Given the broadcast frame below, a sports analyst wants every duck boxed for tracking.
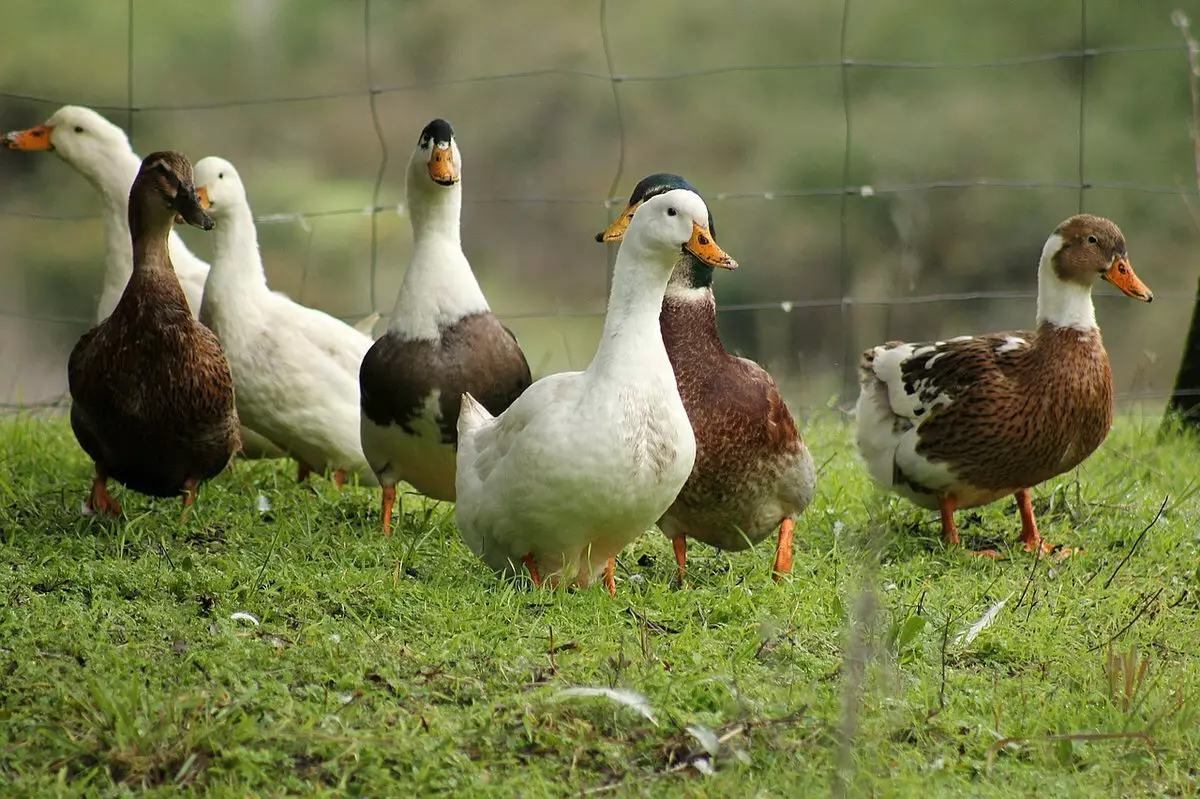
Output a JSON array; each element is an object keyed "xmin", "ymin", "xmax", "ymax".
[
  {"xmin": 359, "ymin": 119, "xmax": 531, "ymax": 534},
  {"xmin": 596, "ymin": 173, "xmax": 816, "ymax": 585},
  {"xmin": 455, "ymin": 188, "xmax": 738, "ymax": 595},
  {"xmin": 192, "ymin": 156, "xmax": 377, "ymax": 489},
  {"xmin": 854, "ymin": 214, "xmax": 1152, "ymax": 555},
  {"xmin": 68, "ymin": 151, "xmax": 240, "ymax": 515},
  {"xmin": 2, "ymin": 105, "xmax": 283, "ymax": 462}
]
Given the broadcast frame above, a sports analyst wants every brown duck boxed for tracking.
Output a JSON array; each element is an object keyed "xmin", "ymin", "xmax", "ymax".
[
  {"xmin": 68, "ymin": 151, "xmax": 240, "ymax": 515},
  {"xmin": 854, "ymin": 214, "xmax": 1152, "ymax": 555},
  {"xmin": 598, "ymin": 174, "xmax": 817, "ymax": 585}
]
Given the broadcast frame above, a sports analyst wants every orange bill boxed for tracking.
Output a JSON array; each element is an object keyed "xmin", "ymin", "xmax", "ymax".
[
  {"xmin": 1101, "ymin": 256, "xmax": 1152, "ymax": 302},
  {"xmin": 196, "ymin": 186, "xmax": 210, "ymax": 209},
  {"xmin": 685, "ymin": 223, "xmax": 737, "ymax": 270},
  {"xmin": 595, "ymin": 200, "xmax": 641, "ymax": 242},
  {"xmin": 3, "ymin": 124, "xmax": 54, "ymax": 151},
  {"xmin": 427, "ymin": 144, "xmax": 458, "ymax": 185}
]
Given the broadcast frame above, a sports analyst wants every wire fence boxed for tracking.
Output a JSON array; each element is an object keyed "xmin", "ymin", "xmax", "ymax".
[{"xmin": 0, "ymin": 0, "xmax": 1195, "ymax": 413}]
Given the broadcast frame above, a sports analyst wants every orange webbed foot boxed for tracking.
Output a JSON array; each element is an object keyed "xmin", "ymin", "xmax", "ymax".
[
  {"xmin": 381, "ymin": 484, "xmax": 397, "ymax": 538},
  {"xmin": 672, "ymin": 535, "xmax": 687, "ymax": 588},
  {"xmin": 604, "ymin": 558, "xmax": 616, "ymax": 598},
  {"xmin": 87, "ymin": 471, "xmax": 122, "ymax": 517},
  {"xmin": 521, "ymin": 553, "xmax": 542, "ymax": 589}
]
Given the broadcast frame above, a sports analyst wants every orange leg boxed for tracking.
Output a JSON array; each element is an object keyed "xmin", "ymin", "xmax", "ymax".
[
  {"xmin": 180, "ymin": 477, "xmax": 199, "ymax": 522},
  {"xmin": 381, "ymin": 484, "xmax": 397, "ymax": 538},
  {"xmin": 333, "ymin": 469, "xmax": 346, "ymax": 492},
  {"xmin": 672, "ymin": 535, "xmax": 688, "ymax": 587},
  {"xmin": 86, "ymin": 467, "xmax": 122, "ymax": 517},
  {"xmin": 521, "ymin": 553, "xmax": 542, "ymax": 588},
  {"xmin": 1015, "ymin": 488, "xmax": 1059, "ymax": 556},
  {"xmin": 296, "ymin": 461, "xmax": 312, "ymax": 483},
  {"xmin": 604, "ymin": 558, "xmax": 617, "ymax": 598},
  {"xmin": 772, "ymin": 517, "xmax": 795, "ymax": 581},
  {"xmin": 939, "ymin": 495, "xmax": 960, "ymax": 546}
]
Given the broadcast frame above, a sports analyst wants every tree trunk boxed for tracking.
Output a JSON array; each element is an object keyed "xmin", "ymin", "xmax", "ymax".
[{"xmin": 1165, "ymin": 275, "xmax": 1200, "ymax": 428}]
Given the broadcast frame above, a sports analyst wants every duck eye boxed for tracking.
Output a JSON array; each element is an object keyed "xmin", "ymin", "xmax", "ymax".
[
  {"xmin": 218, "ymin": 172, "xmax": 224, "ymax": 179},
  {"xmin": 1087, "ymin": 235, "xmax": 1098, "ymax": 245},
  {"xmin": 74, "ymin": 126, "xmax": 84, "ymax": 134},
  {"xmin": 667, "ymin": 207, "xmax": 677, "ymax": 217}
]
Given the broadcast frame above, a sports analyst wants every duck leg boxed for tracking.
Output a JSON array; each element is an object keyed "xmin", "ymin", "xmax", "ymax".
[
  {"xmin": 603, "ymin": 558, "xmax": 617, "ymax": 598},
  {"xmin": 86, "ymin": 467, "xmax": 122, "ymax": 517},
  {"xmin": 180, "ymin": 477, "xmax": 198, "ymax": 522},
  {"xmin": 672, "ymin": 535, "xmax": 688, "ymax": 587},
  {"xmin": 521, "ymin": 553, "xmax": 542, "ymax": 588},
  {"xmin": 939, "ymin": 495, "xmax": 960, "ymax": 546},
  {"xmin": 772, "ymin": 517, "xmax": 795, "ymax": 581},
  {"xmin": 296, "ymin": 461, "xmax": 312, "ymax": 483},
  {"xmin": 333, "ymin": 469, "xmax": 346, "ymax": 492},
  {"xmin": 381, "ymin": 484, "xmax": 398, "ymax": 537},
  {"xmin": 1015, "ymin": 488, "xmax": 1061, "ymax": 556}
]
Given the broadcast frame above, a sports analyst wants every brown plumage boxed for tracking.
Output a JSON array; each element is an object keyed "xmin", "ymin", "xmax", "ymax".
[
  {"xmin": 598, "ymin": 173, "xmax": 816, "ymax": 585},
  {"xmin": 854, "ymin": 214, "xmax": 1152, "ymax": 555},
  {"xmin": 68, "ymin": 151, "xmax": 239, "ymax": 515}
]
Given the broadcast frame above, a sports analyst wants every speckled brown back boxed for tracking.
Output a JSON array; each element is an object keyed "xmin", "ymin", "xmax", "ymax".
[{"xmin": 902, "ymin": 325, "xmax": 1113, "ymax": 491}]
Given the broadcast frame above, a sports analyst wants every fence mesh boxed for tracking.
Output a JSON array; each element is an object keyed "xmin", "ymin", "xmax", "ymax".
[{"xmin": 0, "ymin": 0, "xmax": 1195, "ymax": 413}]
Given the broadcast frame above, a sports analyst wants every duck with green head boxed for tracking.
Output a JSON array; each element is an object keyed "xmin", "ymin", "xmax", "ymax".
[{"xmin": 597, "ymin": 174, "xmax": 816, "ymax": 585}]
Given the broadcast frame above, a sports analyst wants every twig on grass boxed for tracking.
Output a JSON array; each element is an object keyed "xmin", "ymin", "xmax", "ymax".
[
  {"xmin": 1102, "ymin": 495, "xmax": 1168, "ymax": 590},
  {"xmin": 1088, "ymin": 586, "xmax": 1165, "ymax": 652},
  {"xmin": 985, "ymin": 730, "xmax": 1156, "ymax": 771}
]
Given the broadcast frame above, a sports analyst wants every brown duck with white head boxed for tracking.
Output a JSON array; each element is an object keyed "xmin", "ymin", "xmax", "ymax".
[
  {"xmin": 854, "ymin": 214, "xmax": 1152, "ymax": 555},
  {"xmin": 598, "ymin": 174, "xmax": 817, "ymax": 585},
  {"xmin": 68, "ymin": 151, "xmax": 240, "ymax": 516}
]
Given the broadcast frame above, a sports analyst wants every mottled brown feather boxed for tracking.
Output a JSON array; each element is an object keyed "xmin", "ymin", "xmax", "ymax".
[{"xmin": 658, "ymin": 289, "xmax": 815, "ymax": 551}]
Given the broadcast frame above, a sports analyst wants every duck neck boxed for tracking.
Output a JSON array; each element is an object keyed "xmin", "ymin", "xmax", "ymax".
[
  {"xmin": 90, "ymin": 149, "xmax": 145, "ymax": 292},
  {"xmin": 1036, "ymin": 234, "xmax": 1096, "ymax": 331},
  {"xmin": 128, "ymin": 201, "xmax": 175, "ymax": 275},
  {"xmin": 590, "ymin": 239, "xmax": 676, "ymax": 379},
  {"xmin": 660, "ymin": 257, "xmax": 725, "ymax": 360},
  {"xmin": 206, "ymin": 203, "xmax": 269, "ymax": 309},
  {"xmin": 387, "ymin": 184, "xmax": 489, "ymax": 341}
]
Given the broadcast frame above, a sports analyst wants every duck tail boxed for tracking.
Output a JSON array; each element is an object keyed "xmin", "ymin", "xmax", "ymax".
[{"xmin": 458, "ymin": 392, "xmax": 493, "ymax": 437}]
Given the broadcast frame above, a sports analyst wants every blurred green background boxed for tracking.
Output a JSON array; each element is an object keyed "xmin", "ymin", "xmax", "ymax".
[{"xmin": 0, "ymin": 0, "xmax": 1195, "ymax": 413}]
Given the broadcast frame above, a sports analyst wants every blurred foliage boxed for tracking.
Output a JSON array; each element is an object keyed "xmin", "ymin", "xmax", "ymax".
[{"xmin": 0, "ymin": 0, "xmax": 1195, "ymax": 409}]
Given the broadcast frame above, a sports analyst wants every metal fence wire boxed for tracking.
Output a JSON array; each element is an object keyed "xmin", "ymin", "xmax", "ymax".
[{"xmin": 0, "ymin": 0, "xmax": 1196, "ymax": 413}]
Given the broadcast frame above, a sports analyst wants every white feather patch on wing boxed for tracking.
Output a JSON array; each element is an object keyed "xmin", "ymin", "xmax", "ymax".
[
  {"xmin": 996, "ymin": 335, "xmax": 1027, "ymax": 355},
  {"xmin": 870, "ymin": 343, "xmax": 953, "ymax": 422}
]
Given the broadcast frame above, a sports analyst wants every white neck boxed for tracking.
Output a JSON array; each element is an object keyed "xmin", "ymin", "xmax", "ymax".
[
  {"xmin": 1036, "ymin": 233, "xmax": 1096, "ymax": 331},
  {"xmin": 387, "ymin": 183, "xmax": 489, "ymax": 341},
  {"xmin": 588, "ymin": 236, "xmax": 676, "ymax": 379},
  {"xmin": 85, "ymin": 149, "xmax": 145, "ymax": 320},
  {"xmin": 204, "ymin": 202, "xmax": 270, "ymax": 317}
]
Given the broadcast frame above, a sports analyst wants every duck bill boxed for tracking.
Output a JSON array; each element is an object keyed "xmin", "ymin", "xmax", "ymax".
[
  {"xmin": 684, "ymin": 223, "xmax": 737, "ymax": 270},
  {"xmin": 173, "ymin": 189, "xmax": 215, "ymax": 231},
  {"xmin": 1101, "ymin": 256, "xmax": 1152, "ymax": 302},
  {"xmin": 427, "ymin": 144, "xmax": 459, "ymax": 185},
  {"xmin": 595, "ymin": 200, "xmax": 640, "ymax": 243},
  {"xmin": 3, "ymin": 123, "xmax": 54, "ymax": 151},
  {"xmin": 196, "ymin": 186, "xmax": 211, "ymax": 210}
]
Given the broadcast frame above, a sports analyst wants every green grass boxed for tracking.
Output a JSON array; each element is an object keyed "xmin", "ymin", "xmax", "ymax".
[{"xmin": 1, "ymin": 412, "xmax": 1198, "ymax": 797}]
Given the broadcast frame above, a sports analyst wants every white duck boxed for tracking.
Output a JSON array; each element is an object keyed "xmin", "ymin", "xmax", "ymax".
[
  {"xmin": 359, "ymin": 119, "xmax": 531, "ymax": 534},
  {"xmin": 2, "ymin": 105, "xmax": 283, "ymax": 461},
  {"xmin": 2, "ymin": 106, "xmax": 210, "ymax": 322},
  {"xmin": 455, "ymin": 188, "xmax": 738, "ymax": 595},
  {"xmin": 194, "ymin": 156, "xmax": 377, "ymax": 488}
]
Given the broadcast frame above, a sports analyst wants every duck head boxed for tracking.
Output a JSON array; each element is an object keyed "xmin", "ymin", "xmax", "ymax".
[
  {"xmin": 192, "ymin": 156, "xmax": 247, "ymax": 222},
  {"xmin": 407, "ymin": 118, "xmax": 460, "ymax": 193},
  {"xmin": 1046, "ymin": 214, "xmax": 1151, "ymax": 301},
  {"xmin": 624, "ymin": 187, "xmax": 736, "ymax": 273},
  {"xmin": 131, "ymin": 151, "xmax": 214, "ymax": 231},
  {"xmin": 2, "ymin": 106, "xmax": 139, "ymax": 195},
  {"xmin": 598, "ymin": 173, "xmax": 725, "ymax": 290}
]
